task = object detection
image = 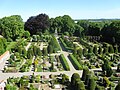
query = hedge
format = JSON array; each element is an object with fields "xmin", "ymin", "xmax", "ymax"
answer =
[
  {"xmin": 51, "ymin": 35, "xmax": 61, "ymax": 51},
  {"xmin": 79, "ymin": 39, "xmax": 91, "ymax": 48},
  {"xmin": 69, "ymin": 54, "xmax": 82, "ymax": 70},
  {"xmin": 59, "ymin": 38, "xmax": 73, "ymax": 51},
  {"xmin": 59, "ymin": 54, "xmax": 70, "ymax": 71}
]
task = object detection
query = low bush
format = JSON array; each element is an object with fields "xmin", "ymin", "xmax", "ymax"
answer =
[
  {"xmin": 69, "ymin": 54, "xmax": 82, "ymax": 70},
  {"xmin": 59, "ymin": 54, "xmax": 70, "ymax": 71}
]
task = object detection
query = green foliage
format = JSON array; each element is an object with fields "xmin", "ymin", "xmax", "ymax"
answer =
[
  {"xmin": 98, "ymin": 46, "xmax": 103, "ymax": 55},
  {"xmin": 115, "ymin": 81, "xmax": 120, "ymax": 90},
  {"xmin": 0, "ymin": 15, "xmax": 24, "ymax": 41},
  {"xmin": 76, "ymin": 81, "xmax": 85, "ymax": 90},
  {"xmin": 101, "ymin": 21, "xmax": 120, "ymax": 43},
  {"xmin": 48, "ymin": 35, "xmax": 59, "ymax": 53},
  {"xmin": 60, "ymin": 37, "xmax": 73, "ymax": 51},
  {"xmin": 77, "ymin": 48, "xmax": 83, "ymax": 58},
  {"xmin": 93, "ymin": 45, "xmax": 98, "ymax": 55},
  {"xmin": 27, "ymin": 47, "xmax": 34, "ymax": 59},
  {"xmin": 59, "ymin": 54, "xmax": 70, "ymax": 71},
  {"xmin": 87, "ymin": 22, "xmax": 103, "ymax": 36},
  {"xmin": 25, "ymin": 14, "xmax": 50, "ymax": 35},
  {"xmin": 0, "ymin": 37, "xmax": 7, "ymax": 55},
  {"xmin": 108, "ymin": 45, "xmax": 114, "ymax": 53},
  {"xmin": 71, "ymin": 73, "xmax": 81, "ymax": 87},
  {"xmin": 102, "ymin": 59, "xmax": 113, "ymax": 77},
  {"xmin": 61, "ymin": 74, "xmax": 69, "ymax": 85},
  {"xmin": 43, "ymin": 48, "xmax": 48, "ymax": 56},
  {"xmin": 103, "ymin": 77, "xmax": 110, "ymax": 87},
  {"xmin": 88, "ymin": 46, "xmax": 93, "ymax": 54},
  {"xmin": 23, "ymin": 31, "xmax": 30, "ymax": 38},
  {"xmin": 47, "ymin": 45, "xmax": 53, "ymax": 54},
  {"xmin": 83, "ymin": 48, "xmax": 88, "ymax": 56},
  {"xmin": 69, "ymin": 54, "xmax": 82, "ymax": 70},
  {"xmin": 6, "ymin": 84, "xmax": 18, "ymax": 90},
  {"xmin": 82, "ymin": 66, "xmax": 89, "ymax": 81},
  {"xmin": 85, "ymin": 74, "xmax": 91, "ymax": 85},
  {"xmin": 88, "ymin": 77, "xmax": 96, "ymax": 90}
]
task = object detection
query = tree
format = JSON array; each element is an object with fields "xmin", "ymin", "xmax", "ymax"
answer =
[
  {"xmin": 71, "ymin": 73, "xmax": 81, "ymax": 87},
  {"xmin": 85, "ymin": 74, "xmax": 91, "ymax": 85},
  {"xmin": 0, "ymin": 37, "xmax": 7, "ymax": 55},
  {"xmin": 88, "ymin": 46, "xmax": 93, "ymax": 54},
  {"xmin": 87, "ymin": 22, "xmax": 102, "ymax": 36},
  {"xmin": 77, "ymin": 20, "xmax": 89, "ymax": 34},
  {"xmin": 0, "ymin": 15, "xmax": 24, "ymax": 41},
  {"xmin": 50, "ymin": 16, "xmax": 63, "ymax": 33},
  {"xmin": 88, "ymin": 77, "xmax": 96, "ymax": 90},
  {"xmin": 43, "ymin": 48, "xmax": 48, "ymax": 56},
  {"xmin": 27, "ymin": 47, "xmax": 34, "ymax": 59},
  {"xmin": 77, "ymin": 48, "xmax": 83, "ymax": 58},
  {"xmin": 103, "ymin": 77, "xmax": 110, "ymax": 87},
  {"xmin": 62, "ymin": 15, "xmax": 75, "ymax": 35},
  {"xmin": 114, "ymin": 45, "xmax": 118, "ymax": 53},
  {"xmin": 47, "ymin": 45, "xmax": 53, "ymax": 54},
  {"xmin": 25, "ymin": 13, "xmax": 50, "ymax": 35},
  {"xmin": 61, "ymin": 74, "xmax": 69, "ymax": 85},
  {"xmin": 23, "ymin": 31, "xmax": 30, "ymax": 38},
  {"xmin": 82, "ymin": 66, "xmax": 89, "ymax": 81},
  {"xmin": 101, "ymin": 21, "xmax": 120, "ymax": 43},
  {"xmin": 83, "ymin": 48, "xmax": 88, "ymax": 56},
  {"xmin": 102, "ymin": 60, "xmax": 113, "ymax": 77},
  {"xmin": 108, "ymin": 45, "xmax": 114, "ymax": 53},
  {"xmin": 76, "ymin": 81, "xmax": 85, "ymax": 90},
  {"xmin": 103, "ymin": 47, "xmax": 108, "ymax": 54},
  {"xmin": 115, "ymin": 81, "xmax": 120, "ymax": 90},
  {"xmin": 98, "ymin": 46, "xmax": 102, "ymax": 55},
  {"xmin": 74, "ymin": 24, "xmax": 84, "ymax": 37},
  {"xmin": 93, "ymin": 45, "xmax": 98, "ymax": 55},
  {"xmin": 50, "ymin": 62, "xmax": 54, "ymax": 71}
]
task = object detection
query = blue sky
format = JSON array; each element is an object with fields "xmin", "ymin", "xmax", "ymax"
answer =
[{"xmin": 0, "ymin": 0, "xmax": 120, "ymax": 21}]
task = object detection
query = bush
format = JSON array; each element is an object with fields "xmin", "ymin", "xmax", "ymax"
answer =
[
  {"xmin": 49, "ymin": 35, "xmax": 61, "ymax": 52},
  {"xmin": 59, "ymin": 38, "xmax": 73, "ymax": 51},
  {"xmin": 69, "ymin": 54, "xmax": 82, "ymax": 70},
  {"xmin": 59, "ymin": 54, "xmax": 70, "ymax": 71}
]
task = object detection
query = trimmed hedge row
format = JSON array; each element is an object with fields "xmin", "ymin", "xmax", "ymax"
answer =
[
  {"xmin": 59, "ymin": 38, "xmax": 73, "ymax": 51},
  {"xmin": 59, "ymin": 54, "xmax": 70, "ymax": 71},
  {"xmin": 79, "ymin": 39, "xmax": 91, "ymax": 48},
  {"xmin": 51, "ymin": 35, "xmax": 61, "ymax": 51},
  {"xmin": 69, "ymin": 54, "xmax": 82, "ymax": 70}
]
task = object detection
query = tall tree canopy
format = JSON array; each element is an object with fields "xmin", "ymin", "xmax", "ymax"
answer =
[
  {"xmin": 0, "ymin": 37, "xmax": 7, "ymax": 55},
  {"xmin": 101, "ymin": 21, "xmax": 120, "ymax": 43},
  {"xmin": 24, "ymin": 14, "xmax": 50, "ymax": 35},
  {"xmin": 0, "ymin": 15, "xmax": 24, "ymax": 41}
]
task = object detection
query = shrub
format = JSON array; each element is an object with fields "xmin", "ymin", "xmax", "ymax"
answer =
[
  {"xmin": 59, "ymin": 54, "xmax": 70, "ymax": 71},
  {"xmin": 69, "ymin": 54, "xmax": 82, "ymax": 70}
]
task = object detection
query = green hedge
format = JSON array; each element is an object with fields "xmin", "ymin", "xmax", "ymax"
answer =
[
  {"xmin": 51, "ymin": 35, "xmax": 61, "ymax": 51},
  {"xmin": 59, "ymin": 38, "xmax": 73, "ymax": 51},
  {"xmin": 69, "ymin": 54, "xmax": 82, "ymax": 70},
  {"xmin": 59, "ymin": 54, "xmax": 70, "ymax": 71},
  {"xmin": 79, "ymin": 39, "xmax": 91, "ymax": 48}
]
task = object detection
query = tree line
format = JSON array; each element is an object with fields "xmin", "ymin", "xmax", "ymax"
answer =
[{"xmin": 0, "ymin": 14, "xmax": 120, "ymax": 44}]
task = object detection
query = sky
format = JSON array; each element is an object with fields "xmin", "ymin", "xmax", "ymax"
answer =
[{"xmin": 0, "ymin": 0, "xmax": 120, "ymax": 21}]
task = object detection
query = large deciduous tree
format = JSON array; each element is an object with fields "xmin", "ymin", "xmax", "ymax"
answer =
[
  {"xmin": 0, "ymin": 15, "xmax": 24, "ymax": 41},
  {"xmin": 101, "ymin": 21, "xmax": 120, "ymax": 43},
  {"xmin": 0, "ymin": 37, "xmax": 7, "ymax": 55},
  {"xmin": 24, "ymin": 14, "xmax": 50, "ymax": 35}
]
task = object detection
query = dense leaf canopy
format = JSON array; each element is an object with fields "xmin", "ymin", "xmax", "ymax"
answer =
[
  {"xmin": 0, "ymin": 15, "xmax": 24, "ymax": 41},
  {"xmin": 24, "ymin": 14, "xmax": 50, "ymax": 35}
]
